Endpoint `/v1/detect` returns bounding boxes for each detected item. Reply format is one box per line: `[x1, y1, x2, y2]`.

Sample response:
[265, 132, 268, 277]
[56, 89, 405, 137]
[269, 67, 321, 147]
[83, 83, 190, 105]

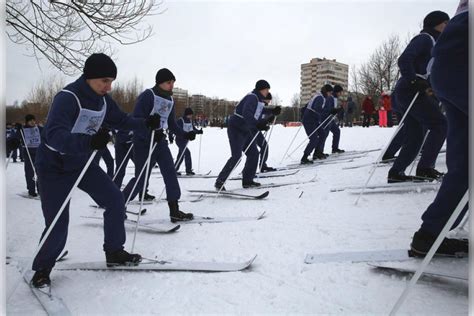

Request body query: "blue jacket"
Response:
[233, 89, 272, 131]
[114, 129, 133, 145]
[302, 94, 325, 124]
[172, 116, 199, 141]
[132, 88, 185, 144]
[36, 75, 144, 172]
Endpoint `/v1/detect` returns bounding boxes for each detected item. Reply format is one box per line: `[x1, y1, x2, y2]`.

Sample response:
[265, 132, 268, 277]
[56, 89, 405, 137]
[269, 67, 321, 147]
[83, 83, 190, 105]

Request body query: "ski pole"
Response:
[197, 133, 202, 173]
[5, 149, 13, 170]
[131, 130, 155, 253]
[279, 124, 303, 165]
[355, 92, 419, 206]
[259, 116, 277, 172]
[286, 115, 335, 160]
[407, 130, 430, 176]
[214, 131, 261, 200]
[112, 143, 134, 182]
[8, 149, 98, 302]
[19, 129, 38, 183]
[390, 190, 468, 315]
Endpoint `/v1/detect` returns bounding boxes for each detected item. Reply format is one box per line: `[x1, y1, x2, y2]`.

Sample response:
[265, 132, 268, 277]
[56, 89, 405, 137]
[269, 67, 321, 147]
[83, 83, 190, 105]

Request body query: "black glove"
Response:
[145, 114, 161, 129]
[90, 128, 111, 150]
[330, 108, 339, 115]
[411, 78, 430, 93]
[256, 120, 269, 131]
[169, 134, 174, 144]
[272, 106, 282, 116]
[15, 123, 22, 130]
[196, 129, 204, 135]
[185, 131, 196, 141]
[153, 129, 166, 143]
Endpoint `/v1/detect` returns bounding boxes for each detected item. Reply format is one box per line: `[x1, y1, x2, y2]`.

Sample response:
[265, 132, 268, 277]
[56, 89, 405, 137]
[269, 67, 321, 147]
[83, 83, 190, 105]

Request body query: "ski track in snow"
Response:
[6, 126, 466, 314]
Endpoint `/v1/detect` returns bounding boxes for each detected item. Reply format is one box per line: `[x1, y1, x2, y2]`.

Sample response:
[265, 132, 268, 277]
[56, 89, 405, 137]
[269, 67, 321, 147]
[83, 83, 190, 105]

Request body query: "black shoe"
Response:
[332, 148, 345, 154]
[105, 249, 142, 267]
[214, 180, 226, 191]
[168, 200, 194, 223]
[381, 153, 396, 161]
[323, 153, 329, 158]
[186, 170, 195, 176]
[31, 269, 52, 288]
[28, 192, 38, 197]
[176, 171, 182, 176]
[312, 151, 326, 160]
[242, 180, 261, 188]
[143, 192, 155, 201]
[301, 156, 313, 164]
[416, 168, 444, 181]
[387, 171, 424, 183]
[410, 230, 468, 258]
[260, 165, 277, 173]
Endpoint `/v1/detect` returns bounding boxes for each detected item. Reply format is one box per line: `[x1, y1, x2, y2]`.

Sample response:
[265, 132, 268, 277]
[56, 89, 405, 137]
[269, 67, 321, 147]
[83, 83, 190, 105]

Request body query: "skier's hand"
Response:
[196, 129, 204, 135]
[185, 131, 196, 141]
[411, 78, 430, 93]
[90, 128, 111, 150]
[153, 129, 166, 143]
[145, 114, 161, 129]
[272, 106, 282, 116]
[169, 134, 174, 144]
[256, 120, 270, 131]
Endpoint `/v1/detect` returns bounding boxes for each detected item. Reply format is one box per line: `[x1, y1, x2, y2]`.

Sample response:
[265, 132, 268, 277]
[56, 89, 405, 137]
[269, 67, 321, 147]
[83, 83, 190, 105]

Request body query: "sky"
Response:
[5, 0, 459, 106]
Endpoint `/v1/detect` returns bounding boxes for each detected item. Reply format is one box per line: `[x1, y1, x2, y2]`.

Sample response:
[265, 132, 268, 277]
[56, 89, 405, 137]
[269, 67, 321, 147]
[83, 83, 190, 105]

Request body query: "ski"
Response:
[342, 159, 396, 170]
[81, 216, 180, 234]
[156, 170, 215, 179]
[283, 156, 359, 170]
[347, 185, 440, 195]
[128, 200, 154, 206]
[159, 195, 204, 203]
[330, 180, 440, 192]
[188, 190, 269, 200]
[230, 169, 300, 180]
[137, 211, 266, 225]
[304, 249, 411, 264]
[17, 193, 40, 200]
[23, 270, 72, 316]
[55, 255, 257, 272]
[238, 177, 317, 190]
[368, 261, 468, 281]
[89, 205, 149, 216]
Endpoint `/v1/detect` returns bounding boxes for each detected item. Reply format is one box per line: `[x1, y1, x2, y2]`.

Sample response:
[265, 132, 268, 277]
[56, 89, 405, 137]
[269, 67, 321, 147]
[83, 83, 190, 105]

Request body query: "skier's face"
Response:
[434, 21, 449, 33]
[87, 77, 115, 96]
[259, 88, 270, 98]
[26, 119, 36, 127]
[159, 80, 175, 92]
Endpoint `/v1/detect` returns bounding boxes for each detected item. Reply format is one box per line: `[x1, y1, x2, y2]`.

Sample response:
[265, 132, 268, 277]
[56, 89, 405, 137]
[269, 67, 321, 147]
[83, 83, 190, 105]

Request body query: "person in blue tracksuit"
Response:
[215, 80, 280, 189]
[93, 145, 115, 178]
[31, 53, 161, 288]
[255, 92, 277, 172]
[19, 114, 42, 197]
[170, 107, 204, 175]
[113, 129, 134, 188]
[121, 68, 195, 222]
[314, 85, 345, 157]
[388, 11, 449, 183]
[410, 1, 468, 257]
[301, 84, 334, 163]
[6, 122, 20, 162]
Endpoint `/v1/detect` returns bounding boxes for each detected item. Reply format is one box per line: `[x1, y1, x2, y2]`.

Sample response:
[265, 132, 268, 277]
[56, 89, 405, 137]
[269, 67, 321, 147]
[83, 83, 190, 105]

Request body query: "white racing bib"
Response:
[307, 93, 325, 112]
[149, 89, 174, 130]
[63, 89, 107, 136]
[182, 120, 194, 132]
[23, 126, 41, 148]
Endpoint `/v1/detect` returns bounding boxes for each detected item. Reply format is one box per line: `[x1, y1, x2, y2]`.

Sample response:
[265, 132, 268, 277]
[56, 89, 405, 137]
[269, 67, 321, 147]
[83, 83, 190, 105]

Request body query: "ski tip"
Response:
[257, 211, 266, 220]
[260, 191, 270, 199]
[245, 255, 258, 268]
[170, 225, 181, 232]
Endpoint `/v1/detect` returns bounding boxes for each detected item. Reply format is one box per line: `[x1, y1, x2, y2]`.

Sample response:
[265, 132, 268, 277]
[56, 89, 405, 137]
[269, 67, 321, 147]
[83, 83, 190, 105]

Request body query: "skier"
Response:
[410, 1, 468, 257]
[31, 53, 161, 287]
[314, 84, 345, 156]
[20, 114, 42, 197]
[256, 92, 277, 172]
[388, 11, 449, 183]
[361, 96, 375, 127]
[170, 107, 204, 176]
[6, 122, 20, 162]
[214, 80, 280, 190]
[112, 129, 134, 188]
[300, 84, 333, 163]
[121, 68, 195, 222]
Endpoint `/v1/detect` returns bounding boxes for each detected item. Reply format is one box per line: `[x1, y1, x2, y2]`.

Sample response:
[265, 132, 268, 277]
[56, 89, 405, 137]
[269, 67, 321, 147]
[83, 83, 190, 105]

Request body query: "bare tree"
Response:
[6, 0, 163, 75]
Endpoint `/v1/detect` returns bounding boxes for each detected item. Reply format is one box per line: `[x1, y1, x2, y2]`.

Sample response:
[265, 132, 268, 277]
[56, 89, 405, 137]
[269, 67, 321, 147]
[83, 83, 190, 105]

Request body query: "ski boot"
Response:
[214, 180, 226, 191]
[301, 155, 313, 165]
[176, 171, 182, 176]
[28, 191, 38, 198]
[143, 192, 155, 201]
[242, 180, 261, 188]
[312, 151, 326, 160]
[332, 148, 345, 154]
[168, 200, 194, 223]
[106, 249, 142, 267]
[416, 168, 444, 181]
[31, 268, 52, 288]
[410, 230, 468, 258]
[387, 170, 423, 184]
[261, 165, 277, 173]
[186, 170, 196, 176]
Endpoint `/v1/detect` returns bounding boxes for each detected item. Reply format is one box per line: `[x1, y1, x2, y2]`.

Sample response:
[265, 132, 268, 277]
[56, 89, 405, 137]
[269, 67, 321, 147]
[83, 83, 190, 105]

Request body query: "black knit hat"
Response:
[25, 114, 36, 123]
[83, 53, 117, 79]
[184, 108, 194, 116]
[155, 68, 176, 84]
[333, 85, 344, 93]
[255, 79, 270, 91]
[264, 92, 272, 101]
[423, 11, 450, 29]
[321, 84, 333, 94]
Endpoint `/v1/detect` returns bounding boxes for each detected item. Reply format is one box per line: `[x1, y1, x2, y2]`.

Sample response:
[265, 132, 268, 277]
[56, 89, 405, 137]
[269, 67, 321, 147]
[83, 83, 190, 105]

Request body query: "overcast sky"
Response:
[6, 0, 459, 106]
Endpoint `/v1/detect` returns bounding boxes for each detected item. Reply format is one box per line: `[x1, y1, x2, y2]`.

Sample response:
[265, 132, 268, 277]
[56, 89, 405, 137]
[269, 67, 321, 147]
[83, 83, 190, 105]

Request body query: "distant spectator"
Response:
[345, 96, 356, 127]
[382, 92, 393, 127]
[361, 96, 375, 127]
[378, 104, 387, 127]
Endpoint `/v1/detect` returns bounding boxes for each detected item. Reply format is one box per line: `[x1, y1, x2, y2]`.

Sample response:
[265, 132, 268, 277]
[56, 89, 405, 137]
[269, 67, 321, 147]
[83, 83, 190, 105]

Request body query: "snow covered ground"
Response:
[5, 125, 467, 315]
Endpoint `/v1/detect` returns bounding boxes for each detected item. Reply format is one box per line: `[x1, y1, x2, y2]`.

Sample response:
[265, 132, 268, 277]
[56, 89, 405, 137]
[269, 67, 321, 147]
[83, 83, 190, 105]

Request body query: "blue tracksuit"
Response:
[6, 127, 20, 161]
[256, 131, 269, 169]
[302, 93, 326, 156]
[216, 90, 272, 183]
[32, 75, 145, 271]
[21, 125, 42, 194]
[316, 94, 340, 153]
[420, 8, 468, 234]
[390, 29, 447, 175]
[93, 146, 114, 178]
[172, 116, 200, 173]
[122, 88, 185, 202]
[113, 129, 134, 188]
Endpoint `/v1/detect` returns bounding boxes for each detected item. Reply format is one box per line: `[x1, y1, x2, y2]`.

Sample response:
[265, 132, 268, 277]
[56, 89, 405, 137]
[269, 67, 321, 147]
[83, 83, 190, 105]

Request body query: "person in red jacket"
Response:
[382, 92, 393, 127]
[361, 95, 375, 127]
